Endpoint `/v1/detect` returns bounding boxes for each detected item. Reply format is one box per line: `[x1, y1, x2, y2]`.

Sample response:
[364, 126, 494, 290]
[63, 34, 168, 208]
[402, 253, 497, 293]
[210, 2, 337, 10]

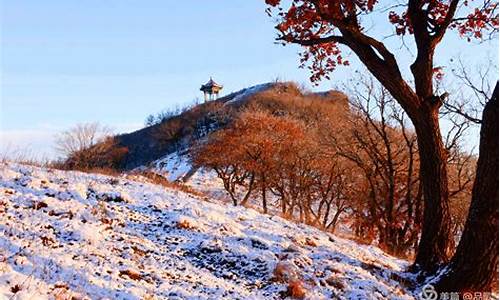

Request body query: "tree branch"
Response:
[431, 0, 460, 46]
[279, 34, 347, 46]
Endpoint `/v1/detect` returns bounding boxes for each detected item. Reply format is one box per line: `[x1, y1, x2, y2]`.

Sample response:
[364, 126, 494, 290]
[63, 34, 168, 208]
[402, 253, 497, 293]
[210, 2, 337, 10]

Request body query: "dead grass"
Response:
[141, 294, 156, 300]
[287, 280, 307, 299]
[48, 210, 74, 220]
[41, 236, 55, 247]
[325, 276, 346, 290]
[30, 201, 48, 210]
[119, 269, 143, 281]
[10, 284, 22, 294]
[0, 146, 53, 167]
[76, 167, 124, 177]
[273, 261, 300, 282]
[131, 245, 147, 257]
[237, 81, 349, 124]
[134, 170, 205, 198]
[273, 262, 290, 283]
[176, 219, 196, 230]
[273, 258, 308, 298]
[304, 237, 318, 247]
[51, 283, 71, 300]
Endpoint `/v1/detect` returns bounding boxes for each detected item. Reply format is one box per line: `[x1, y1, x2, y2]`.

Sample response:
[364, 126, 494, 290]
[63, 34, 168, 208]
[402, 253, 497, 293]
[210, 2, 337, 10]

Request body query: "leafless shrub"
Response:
[55, 123, 111, 158]
[54, 123, 128, 171]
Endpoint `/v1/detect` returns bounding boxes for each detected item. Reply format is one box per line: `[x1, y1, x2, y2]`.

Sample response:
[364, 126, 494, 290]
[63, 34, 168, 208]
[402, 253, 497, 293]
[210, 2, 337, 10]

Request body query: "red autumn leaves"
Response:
[266, 0, 498, 83]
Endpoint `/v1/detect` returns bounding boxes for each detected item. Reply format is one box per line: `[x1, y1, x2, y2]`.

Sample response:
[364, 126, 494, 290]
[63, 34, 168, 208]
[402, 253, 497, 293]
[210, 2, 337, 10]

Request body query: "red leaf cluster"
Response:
[265, 0, 498, 83]
[389, 0, 498, 40]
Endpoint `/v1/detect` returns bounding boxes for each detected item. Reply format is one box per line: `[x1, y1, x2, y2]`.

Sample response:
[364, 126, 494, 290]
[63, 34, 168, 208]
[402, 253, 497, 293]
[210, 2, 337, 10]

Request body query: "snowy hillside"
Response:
[1, 163, 417, 299]
[150, 152, 233, 205]
[151, 152, 194, 182]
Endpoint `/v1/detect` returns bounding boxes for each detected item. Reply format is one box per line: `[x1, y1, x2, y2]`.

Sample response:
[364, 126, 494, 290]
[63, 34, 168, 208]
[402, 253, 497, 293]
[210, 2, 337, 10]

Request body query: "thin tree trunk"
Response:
[261, 174, 268, 214]
[281, 195, 287, 214]
[327, 208, 343, 234]
[412, 105, 452, 273]
[436, 82, 499, 293]
[240, 173, 255, 206]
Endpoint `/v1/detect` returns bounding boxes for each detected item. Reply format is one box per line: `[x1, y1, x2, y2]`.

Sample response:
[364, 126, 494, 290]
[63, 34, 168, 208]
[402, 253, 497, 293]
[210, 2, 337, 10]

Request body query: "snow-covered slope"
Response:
[0, 163, 416, 299]
[151, 152, 231, 204]
[224, 83, 275, 105]
[152, 152, 194, 182]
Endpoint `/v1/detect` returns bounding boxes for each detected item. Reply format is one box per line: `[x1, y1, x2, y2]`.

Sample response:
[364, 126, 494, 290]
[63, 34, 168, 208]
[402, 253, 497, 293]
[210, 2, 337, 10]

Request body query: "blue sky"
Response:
[0, 1, 497, 159]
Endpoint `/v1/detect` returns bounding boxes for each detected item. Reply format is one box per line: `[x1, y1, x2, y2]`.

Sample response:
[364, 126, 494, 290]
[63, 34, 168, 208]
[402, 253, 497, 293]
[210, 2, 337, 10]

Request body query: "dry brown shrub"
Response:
[273, 262, 290, 283]
[52, 283, 71, 300]
[325, 276, 345, 290]
[51, 165, 124, 178]
[304, 237, 317, 247]
[141, 294, 156, 300]
[100, 217, 113, 225]
[41, 236, 55, 247]
[59, 136, 128, 171]
[272, 259, 308, 299]
[176, 219, 196, 230]
[119, 269, 143, 281]
[273, 261, 300, 283]
[287, 279, 307, 299]
[31, 201, 48, 210]
[10, 284, 21, 294]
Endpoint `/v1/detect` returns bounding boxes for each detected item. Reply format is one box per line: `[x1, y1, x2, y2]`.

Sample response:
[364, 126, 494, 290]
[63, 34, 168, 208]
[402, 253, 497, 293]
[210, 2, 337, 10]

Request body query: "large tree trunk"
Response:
[435, 82, 499, 293]
[343, 31, 452, 273]
[412, 104, 453, 273]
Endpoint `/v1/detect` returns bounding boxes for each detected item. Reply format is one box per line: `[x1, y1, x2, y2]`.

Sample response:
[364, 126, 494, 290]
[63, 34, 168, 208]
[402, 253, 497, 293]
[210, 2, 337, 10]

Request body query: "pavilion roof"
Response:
[200, 77, 223, 91]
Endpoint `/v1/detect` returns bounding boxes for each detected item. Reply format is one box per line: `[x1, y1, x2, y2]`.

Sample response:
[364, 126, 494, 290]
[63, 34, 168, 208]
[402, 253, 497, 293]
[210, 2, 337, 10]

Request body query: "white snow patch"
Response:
[0, 162, 417, 299]
[224, 83, 274, 105]
[153, 152, 193, 182]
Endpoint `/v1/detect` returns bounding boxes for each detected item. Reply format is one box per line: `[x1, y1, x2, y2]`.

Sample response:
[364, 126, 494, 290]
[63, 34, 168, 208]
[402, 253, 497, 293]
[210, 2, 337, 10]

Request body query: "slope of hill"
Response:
[114, 82, 348, 170]
[115, 83, 281, 170]
[0, 163, 417, 299]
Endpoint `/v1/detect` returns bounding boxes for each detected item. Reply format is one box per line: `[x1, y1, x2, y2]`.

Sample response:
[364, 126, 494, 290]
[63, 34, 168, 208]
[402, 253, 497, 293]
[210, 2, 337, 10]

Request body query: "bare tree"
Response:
[55, 123, 112, 158]
[331, 78, 423, 256]
[442, 58, 497, 125]
[54, 123, 128, 170]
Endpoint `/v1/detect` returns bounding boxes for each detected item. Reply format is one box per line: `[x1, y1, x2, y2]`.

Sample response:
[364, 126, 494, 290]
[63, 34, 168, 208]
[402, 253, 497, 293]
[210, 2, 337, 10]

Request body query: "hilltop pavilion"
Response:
[200, 77, 223, 102]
